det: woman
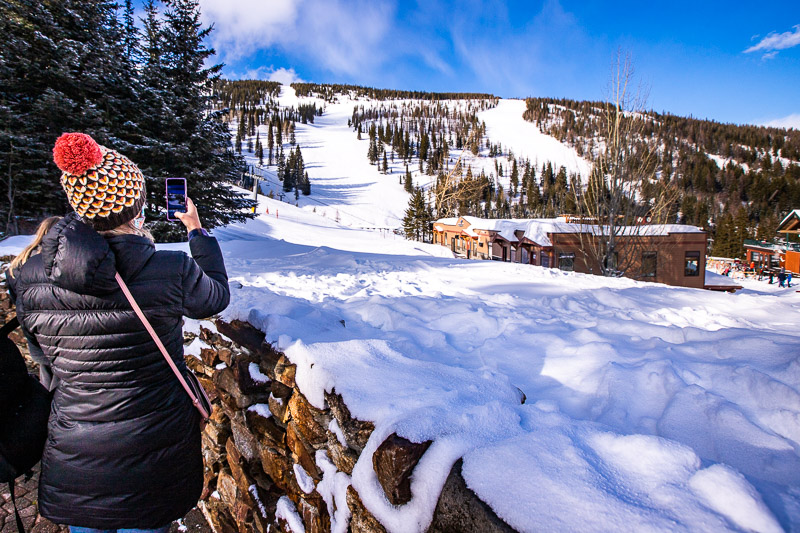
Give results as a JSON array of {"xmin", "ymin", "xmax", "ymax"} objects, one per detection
[{"xmin": 6, "ymin": 133, "xmax": 229, "ymax": 533}]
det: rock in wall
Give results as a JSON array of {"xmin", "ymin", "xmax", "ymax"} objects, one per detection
[{"xmin": 188, "ymin": 318, "xmax": 515, "ymax": 533}]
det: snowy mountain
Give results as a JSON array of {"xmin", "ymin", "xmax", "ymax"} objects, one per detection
[
  {"xmin": 224, "ymin": 82, "xmax": 800, "ymax": 265},
  {"xmin": 228, "ymin": 84, "xmax": 595, "ymax": 229},
  {"xmin": 5, "ymin": 83, "xmax": 800, "ymax": 532},
  {"xmin": 210, "ymin": 85, "xmax": 800, "ymax": 531}
]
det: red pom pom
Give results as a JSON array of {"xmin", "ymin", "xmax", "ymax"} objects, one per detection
[{"xmin": 53, "ymin": 133, "xmax": 103, "ymax": 175}]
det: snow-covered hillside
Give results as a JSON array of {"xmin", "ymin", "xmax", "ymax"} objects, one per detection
[
  {"xmin": 236, "ymin": 85, "xmax": 593, "ymax": 229},
  {"xmin": 479, "ymin": 99, "xmax": 591, "ymax": 179},
  {"xmin": 5, "ymin": 84, "xmax": 800, "ymax": 532}
]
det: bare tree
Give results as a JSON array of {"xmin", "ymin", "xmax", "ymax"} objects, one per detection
[
  {"xmin": 431, "ymin": 126, "xmax": 483, "ymax": 218},
  {"xmin": 573, "ymin": 51, "xmax": 679, "ymax": 277}
]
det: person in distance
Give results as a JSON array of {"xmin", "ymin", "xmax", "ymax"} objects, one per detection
[{"xmin": 5, "ymin": 132, "xmax": 229, "ymax": 533}]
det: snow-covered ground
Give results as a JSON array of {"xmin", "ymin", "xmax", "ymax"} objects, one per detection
[
  {"xmin": 52, "ymin": 193, "xmax": 790, "ymax": 532},
  {"xmin": 5, "ymin": 195, "xmax": 800, "ymax": 531},
  {"xmin": 211, "ymin": 200, "xmax": 799, "ymax": 532},
  {"xmin": 5, "ymin": 85, "xmax": 800, "ymax": 530}
]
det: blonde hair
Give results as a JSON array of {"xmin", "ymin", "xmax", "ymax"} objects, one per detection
[
  {"xmin": 8, "ymin": 216, "xmax": 62, "ymax": 277},
  {"xmin": 99, "ymin": 219, "xmax": 154, "ymax": 242}
]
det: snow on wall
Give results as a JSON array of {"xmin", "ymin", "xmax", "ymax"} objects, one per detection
[{"xmin": 206, "ymin": 211, "xmax": 800, "ymax": 532}]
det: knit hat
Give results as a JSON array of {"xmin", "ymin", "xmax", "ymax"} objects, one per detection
[{"xmin": 53, "ymin": 133, "xmax": 147, "ymax": 231}]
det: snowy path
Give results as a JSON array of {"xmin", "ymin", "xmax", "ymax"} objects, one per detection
[
  {"xmin": 264, "ymin": 86, "xmax": 411, "ymax": 229},
  {"xmin": 244, "ymin": 90, "xmax": 592, "ymax": 232}
]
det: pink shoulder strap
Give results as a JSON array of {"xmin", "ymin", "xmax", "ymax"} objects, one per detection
[{"xmin": 115, "ymin": 272, "xmax": 210, "ymax": 419}]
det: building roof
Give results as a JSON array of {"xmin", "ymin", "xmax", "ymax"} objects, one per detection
[
  {"xmin": 743, "ymin": 238, "xmax": 800, "ymax": 253},
  {"xmin": 778, "ymin": 209, "xmax": 800, "ymax": 234},
  {"xmin": 436, "ymin": 216, "xmax": 703, "ymax": 247}
]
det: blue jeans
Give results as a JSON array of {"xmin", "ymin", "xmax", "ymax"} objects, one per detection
[{"xmin": 69, "ymin": 526, "xmax": 170, "ymax": 533}]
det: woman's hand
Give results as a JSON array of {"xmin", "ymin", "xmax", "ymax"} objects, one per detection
[{"xmin": 175, "ymin": 197, "xmax": 202, "ymax": 233}]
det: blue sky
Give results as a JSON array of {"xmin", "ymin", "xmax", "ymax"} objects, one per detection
[{"xmin": 183, "ymin": 0, "xmax": 799, "ymax": 128}]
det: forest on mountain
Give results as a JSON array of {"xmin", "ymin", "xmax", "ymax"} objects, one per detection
[
  {"xmin": 0, "ymin": 0, "xmax": 253, "ymax": 239},
  {"xmin": 291, "ymin": 83, "xmax": 496, "ymax": 103},
  {"xmin": 211, "ymin": 80, "xmax": 316, "ymax": 198},
  {"xmin": 225, "ymin": 80, "xmax": 798, "ymax": 259}
]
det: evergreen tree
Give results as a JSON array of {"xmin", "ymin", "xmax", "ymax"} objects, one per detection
[
  {"xmin": 267, "ymin": 124, "xmax": 274, "ymax": 164},
  {"xmin": 122, "ymin": 0, "xmax": 139, "ymax": 62},
  {"xmin": 277, "ymin": 148, "xmax": 286, "ymax": 181},
  {"xmin": 255, "ymin": 132, "xmax": 263, "ymax": 165},
  {"xmin": 368, "ymin": 137, "xmax": 378, "ymax": 165},
  {"xmin": 0, "ymin": 0, "xmax": 140, "ymax": 234},
  {"xmin": 403, "ymin": 188, "xmax": 430, "ymax": 241},
  {"xmin": 510, "ymin": 158, "xmax": 519, "ymax": 197},
  {"xmin": 142, "ymin": 0, "xmax": 253, "ymax": 240},
  {"xmin": 404, "ymin": 166, "xmax": 413, "ymax": 193}
]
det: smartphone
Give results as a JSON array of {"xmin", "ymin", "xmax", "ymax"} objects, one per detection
[{"xmin": 165, "ymin": 178, "xmax": 187, "ymax": 221}]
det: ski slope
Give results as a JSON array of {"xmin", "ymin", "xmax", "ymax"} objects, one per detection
[
  {"xmin": 240, "ymin": 86, "xmax": 595, "ymax": 230},
  {"xmin": 478, "ymin": 98, "xmax": 592, "ymax": 179}
]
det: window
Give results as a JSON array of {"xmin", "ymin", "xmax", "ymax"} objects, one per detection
[
  {"xmin": 642, "ymin": 251, "xmax": 657, "ymax": 277},
  {"xmin": 559, "ymin": 253, "xmax": 575, "ymax": 271},
  {"xmin": 685, "ymin": 251, "xmax": 700, "ymax": 276},
  {"xmin": 541, "ymin": 252, "xmax": 550, "ymax": 268}
]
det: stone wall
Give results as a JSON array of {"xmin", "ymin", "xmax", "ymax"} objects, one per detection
[
  {"xmin": 1, "ymin": 258, "xmax": 514, "ymax": 533},
  {"xmin": 188, "ymin": 319, "xmax": 515, "ymax": 533}
]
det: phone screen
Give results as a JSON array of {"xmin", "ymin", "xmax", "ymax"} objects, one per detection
[{"xmin": 165, "ymin": 178, "xmax": 187, "ymax": 220}]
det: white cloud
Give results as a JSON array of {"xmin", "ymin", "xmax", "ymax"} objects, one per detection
[
  {"xmin": 763, "ymin": 113, "xmax": 800, "ymax": 130},
  {"xmin": 448, "ymin": 0, "xmax": 594, "ymax": 98},
  {"xmin": 300, "ymin": 0, "xmax": 394, "ymax": 75},
  {"xmin": 199, "ymin": 0, "xmax": 299, "ymax": 60},
  {"xmin": 199, "ymin": 0, "xmax": 395, "ymax": 76},
  {"xmin": 266, "ymin": 67, "xmax": 303, "ymax": 85},
  {"xmin": 225, "ymin": 66, "xmax": 304, "ymax": 85},
  {"xmin": 744, "ymin": 24, "xmax": 800, "ymax": 58}
]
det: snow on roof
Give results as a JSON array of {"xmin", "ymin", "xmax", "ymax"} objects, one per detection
[
  {"xmin": 438, "ymin": 217, "xmax": 703, "ymax": 246},
  {"xmin": 704, "ymin": 270, "xmax": 743, "ymax": 288},
  {"xmin": 778, "ymin": 209, "xmax": 800, "ymax": 230}
]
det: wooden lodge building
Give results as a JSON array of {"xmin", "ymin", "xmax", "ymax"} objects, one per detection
[
  {"xmin": 741, "ymin": 210, "xmax": 800, "ymax": 274},
  {"xmin": 432, "ymin": 216, "xmax": 708, "ymax": 289}
]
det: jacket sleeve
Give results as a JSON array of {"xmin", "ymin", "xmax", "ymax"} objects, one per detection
[
  {"xmin": 181, "ymin": 234, "xmax": 230, "ymax": 319},
  {"xmin": 5, "ymin": 268, "xmax": 56, "ymax": 389}
]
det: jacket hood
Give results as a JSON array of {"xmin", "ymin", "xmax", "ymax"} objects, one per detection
[
  {"xmin": 105, "ymin": 234, "xmax": 156, "ymax": 281},
  {"xmin": 40, "ymin": 213, "xmax": 156, "ymax": 295},
  {"xmin": 41, "ymin": 213, "xmax": 117, "ymax": 295}
]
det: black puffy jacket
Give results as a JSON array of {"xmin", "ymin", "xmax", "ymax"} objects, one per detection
[{"xmin": 7, "ymin": 213, "xmax": 229, "ymax": 529}]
